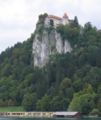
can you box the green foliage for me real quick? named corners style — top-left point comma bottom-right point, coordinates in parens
top-left (22, 93), bottom-right (37, 111)
top-left (38, 13), bottom-right (48, 24)
top-left (0, 106), bottom-right (24, 112)
top-left (56, 18), bottom-right (80, 46)
top-left (73, 16), bottom-right (79, 27)
top-left (68, 84), bottom-right (96, 114)
top-left (50, 96), bottom-right (68, 111)
top-left (36, 13), bottom-right (48, 34)
top-left (0, 16), bottom-right (101, 114)
top-left (90, 108), bottom-right (100, 116)
top-left (59, 77), bottom-right (74, 99)
top-left (36, 95), bottom-right (51, 111)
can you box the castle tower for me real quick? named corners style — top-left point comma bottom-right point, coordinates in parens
top-left (62, 13), bottom-right (69, 25)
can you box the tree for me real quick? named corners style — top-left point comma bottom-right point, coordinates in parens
top-left (22, 93), bottom-right (37, 111)
top-left (59, 77), bottom-right (74, 98)
top-left (84, 22), bottom-right (92, 33)
top-left (73, 16), bottom-right (79, 27)
top-left (83, 67), bottom-right (101, 90)
top-left (90, 108), bottom-right (100, 116)
top-left (36, 95), bottom-right (51, 111)
top-left (57, 23), bottom-right (80, 46)
top-left (68, 84), bottom-right (96, 114)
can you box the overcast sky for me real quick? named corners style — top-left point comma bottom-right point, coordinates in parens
top-left (0, 0), bottom-right (101, 53)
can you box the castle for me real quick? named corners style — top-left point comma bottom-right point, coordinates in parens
top-left (44, 13), bottom-right (69, 27)
top-left (33, 13), bottom-right (72, 67)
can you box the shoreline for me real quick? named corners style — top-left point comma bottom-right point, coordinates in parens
top-left (0, 111), bottom-right (80, 118)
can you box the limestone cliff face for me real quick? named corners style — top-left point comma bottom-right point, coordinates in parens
top-left (32, 14), bottom-right (72, 68)
top-left (32, 29), bottom-right (72, 68)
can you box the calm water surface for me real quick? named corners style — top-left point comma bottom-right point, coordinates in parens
top-left (0, 118), bottom-right (101, 120)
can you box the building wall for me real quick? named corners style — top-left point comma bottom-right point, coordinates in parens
top-left (44, 16), bottom-right (69, 28)
top-left (62, 18), bottom-right (69, 25)
top-left (51, 18), bottom-right (62, 27)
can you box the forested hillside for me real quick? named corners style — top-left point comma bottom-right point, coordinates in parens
top-left (0, 15), bottom-right (101, 115)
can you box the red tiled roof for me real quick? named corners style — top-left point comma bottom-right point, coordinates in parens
top-left (48, 15), bottom-right (62, 20)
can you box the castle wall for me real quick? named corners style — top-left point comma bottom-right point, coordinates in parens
top-left (44, 15), bottom-right (69, 28)
top-left (62, 18), bottom-right (69, 25)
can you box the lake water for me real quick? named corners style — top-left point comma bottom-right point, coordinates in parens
top-left (0, 117), bottom-right (101, 120)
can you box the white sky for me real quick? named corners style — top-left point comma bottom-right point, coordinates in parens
top-left (0, 0), bottom-right (101, 53)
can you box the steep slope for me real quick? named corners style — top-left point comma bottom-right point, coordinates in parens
top-left (0, 36), bottom-right (34, 106)
top-left (33, 30), bottom-right (72, 67)
top-left (32, 14), bottom-right (72, 67)
top-left (0, 14), bottom-right (101, 114)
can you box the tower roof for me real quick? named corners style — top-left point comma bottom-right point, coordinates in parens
top-left (63, 13), bottom-right (68, 19)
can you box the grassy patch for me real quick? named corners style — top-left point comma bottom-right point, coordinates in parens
top-left (0, 106), bottom-right (25, 112)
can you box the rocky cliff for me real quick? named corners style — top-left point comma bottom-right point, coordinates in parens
top-left (32, 14), bottom-right (72, 67)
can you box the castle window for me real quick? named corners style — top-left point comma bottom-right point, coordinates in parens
top-left (50, 19), bottom-right (54, 26)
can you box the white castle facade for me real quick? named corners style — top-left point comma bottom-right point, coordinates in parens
top-left (44, 13), bottom-right (69, 27)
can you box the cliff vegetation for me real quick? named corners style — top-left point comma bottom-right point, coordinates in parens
top-left (0, 15), bottom-right (101, 115)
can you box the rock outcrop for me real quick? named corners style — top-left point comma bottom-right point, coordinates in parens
top-left (32, 14), bottom-right (72, 68)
